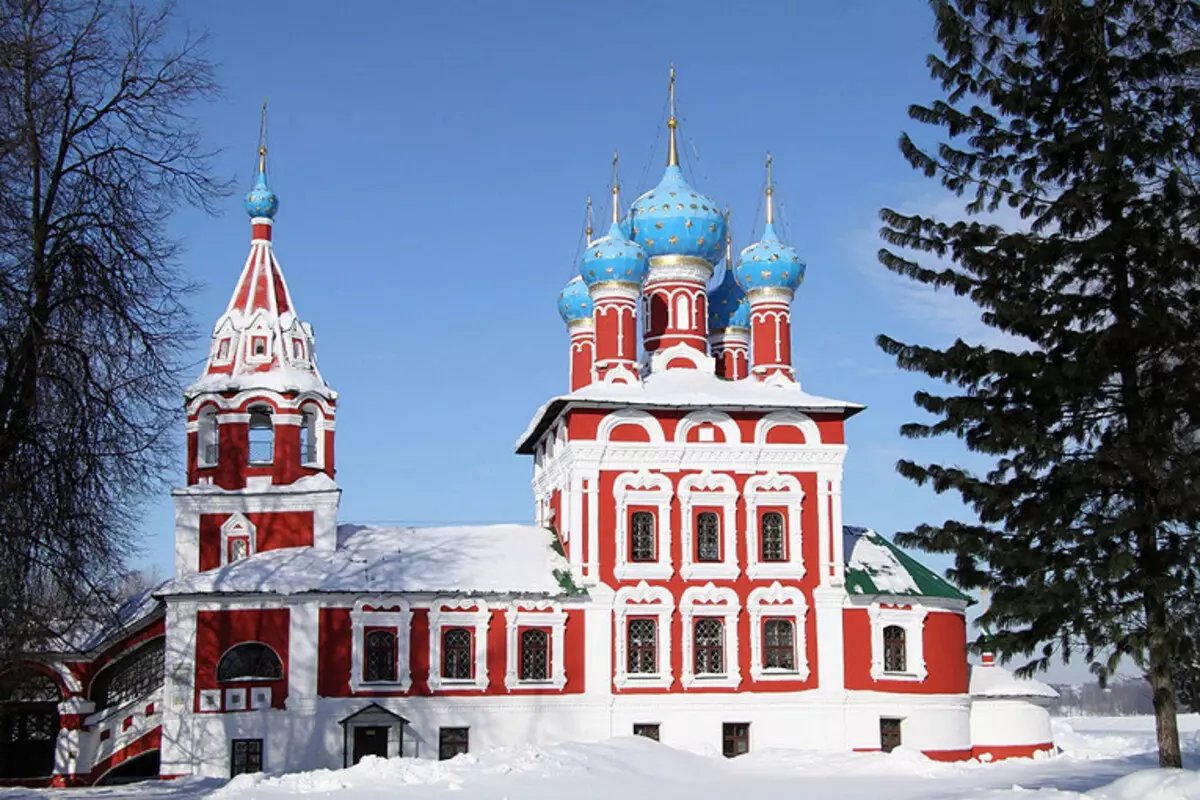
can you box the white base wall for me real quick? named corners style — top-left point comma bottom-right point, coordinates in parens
top-left (969, 698), bottom-right (1054, 748)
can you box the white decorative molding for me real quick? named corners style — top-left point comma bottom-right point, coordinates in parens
top-left (674, 410), bottom-right (741, 445)
top-left (250, 686), bottom-right (271, 710)
top-left (504, 600), bottom-right (567, 691)
top-left (679, 583), bottom-right (741, 689)
top-left (748, 582), bottom-right (810, 682)
top-left (349, 597), bottom-right (413, 693)
top-left (613, 581), bottom-right (674, 690)
top-left (647, 342), bottom-right (716, 375)
top-left (754, 410), bottom-right (822, 446)
top-left (597, 409), bottom-right (666, 444)
top-left (613, 470), bottom-right (674, 580)
top-left (224, 687), bottom-right (246, 711)
top-left (428, 598), bottom-right (490, 692)
top-left (743, 471), bottom-right (805, 580)
top-left (220, 513), bottom-right (256, 566)
top-left (199, 689), bottom-right (221, 712)
top-left (868, 603), bottom-right (929, 682)
top-left (677, 470), bottom-right (739, 580)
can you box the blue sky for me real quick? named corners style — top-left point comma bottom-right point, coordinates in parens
top-left (143, 1), bottom-right (1086, 677)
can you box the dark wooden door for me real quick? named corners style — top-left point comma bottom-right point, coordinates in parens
top-left (352, 726), bottom-right (389, 763)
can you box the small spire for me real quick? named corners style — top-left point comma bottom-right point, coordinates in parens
top-left (667, 64), bottom-right (679, 168)
top-left (257, 99), bottom-right (268, 175)
top-left (585, 196), bottom-right (594, 245)
top-left (725, 205), bottom-right (732, 265)
top-left (765, 152), bottom-right (774, 225)
top-left (611, 150), bottom-right (621, 224)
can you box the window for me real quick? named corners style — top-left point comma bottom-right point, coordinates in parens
top-left (299, 408), bottom-right (319, 466)
top-left (630, 511), bottom-right (656, 562)
top-left (350, 599), bottom-right (413, 693)
top-left (364, 630), bottom-right (397, 683)
top-left (627, 618), bottom-right (657, 675)
top-left (519, 629), bottom-right (549, 681)
top-left (198, 407), bottom-right (219, 467)
top-left (228, 537), bottom-right (250, 562)
top-left (231, 738), bottom-right (263, 776)
top-left (693, 618), bottom-right (724, 676)
top-left (439, 727), bottom-right (469, 761)
top-left (247, 406), bottom-right (273, 465)
top-left (722, 723), bottom-right (749, 758)
top-left (674, 294), bottom-right (690, 327)
top-left (633, 723), bottom-right (660, 741)
top-left (880, 718), bottom-right (902, 753)
top-left (441, 628), bottom-right (473, 681)
top-left (91, 638), bottom-right (165, 710)
top-left (883, 626), bottom-right (906, 673)
top-left (696, 512), bottom-right (720, 562)
top-left (762, 619), bottom-right (795, 671)
top-left (216, 338), bottom-right (231, 361)
top-left (216, 643), bottom-right (282, 683)
top-left (292, 338), bottom-right (305, 360)
top-left (251, 336), bottom-right (267, 357)
top-left (760, 512), bottom-right (785, 562)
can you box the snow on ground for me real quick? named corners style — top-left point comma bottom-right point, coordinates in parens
top-left (8, 715), bottom-right (1200, 799)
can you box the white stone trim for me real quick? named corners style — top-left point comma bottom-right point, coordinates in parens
top-left (868, 603), bottom-right (929, 682)
top-left (220, 513), bottom-right (256, 566)
top-left (597, 409), bottom-right (666, 444)
top-left (613, 470), bottom-right (674, 580)
top-left (677, 470), bottom-right (738, 580)
top-left (743, 472), bottom-right (805, 579)
top-left (298, 400), bottom-right (325, 469)
top-left (198, 689), bottom-right (221, 712)
top-left (349, 597), bottom-right (413, 693)
top-left (505, 600), bottom-right (567, 691)
top-left (250, 686), bottom-right (271, 710)
top-left (428, 598), bottom-right (490, 692)
top-left (613, 581), bottom-right (674, 690)
top-left (754, 410), bottom-right (822, 446)
top-left (748, 582), bottom-right (810, 682)
top-left (674, 409), bottom-right (741, 445)
top-left (680, 583), bottom-right (741, 689)
top-left (224, 687), bottom-right (246, 711)
top-left (647, 342), bottom-right (716, 375)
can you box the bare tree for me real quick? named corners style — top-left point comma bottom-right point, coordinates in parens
top-left (0, 0), bottom-right (224, 666)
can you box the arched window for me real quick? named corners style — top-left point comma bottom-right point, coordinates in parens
top-left (299, 406), bottom-right (319, 466)
top-left (0, 671), bottom-right (59, 703)
top-left (364, 630), bottom-right (397, 683)
top-left (216, 643), bottom-right (282, 683)
top-left (519, 629), bottom-right (549, 681)
top-left (674, 294), bottom-right (690, 328)
top-left (883, 626), bottom-right (906, 673)
top-left (762, 620), bottom-right (795, 671)
top-left (90, 638), bottom-right (165, 710)
top-left (441, 627), bottom-right (473, 680)
top-left (0, 670), bottom-right (61, 779)
top-left (630, 511), bottom-right (656, 562)
top-left (696, 512), bottom-right (720, 562)
top-left (198, 407), bottom-right (219, 468)
top-left (627, 618), bottom-right (657, 674)
top-left (247, 406), bottom-right (273, 465)
top-left (760, 512), bottom-right (785, 562)
top-left (694, 618), bottom-right (724, 675)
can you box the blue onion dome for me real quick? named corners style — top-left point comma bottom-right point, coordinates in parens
top-left (245, 153), bottom-right (279, 220)
top-left (708, 268), bottom-right (750, 331)
top-left (557, 276), bottom-right (593, 323)
top-left (734, 221), bottom-right (805, 294)
top-left (629, 166), bottom-right (726, 265)
top-left (579, 221), bottom-right (649, 287)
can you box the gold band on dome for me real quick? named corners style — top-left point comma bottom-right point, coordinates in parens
top-left (746, 286), bottom-right (795, 302)
top-left (589, 279), bottom-right (642, 291)
top-left (648, 254), bottom-right (713, 270)
top-left (567, 317), bottom-right (596, 331)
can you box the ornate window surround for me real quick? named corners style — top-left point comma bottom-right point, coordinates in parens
top-left (743, 472), bottom-right (805, 580)
top-left (504, 600), bottom-right (567, 691)
top-left (868, 603), bottom-right (928, 682)
top-left (613, 471), bottom-right (673, 580)
top-left (350, 597), bottom-right (413, 693)
top-left (428, 598), bottom-right (490, 692)
top-left (678, 471), bottom-right (738, 580)
top-left (613, 581), bottom-right (674, 690)
top-left (747, 582), bottom-right (810, 682)
top-left (679, 583), bottom-right (741, 689)
top-left (220, 513), bottom-right (256, 566)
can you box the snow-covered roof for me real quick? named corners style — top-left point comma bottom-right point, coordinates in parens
top-left (185, 364), bottom-right (334, 400)
top-left (843, 526), bottom-right (971, 603)
top-left (34, 585), bottom-right (165, 656)
top-left (172, 471), bottom-right (340, 498)
top-left (970, 662), bottom-right (1059, 699)
top-left (159, 524), bottom-right (569, 598)
top-left (516, 370), bottom-right (863, 452)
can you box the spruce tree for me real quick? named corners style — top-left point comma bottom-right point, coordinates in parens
top-left (879, 0), bottom-right (1200, 767)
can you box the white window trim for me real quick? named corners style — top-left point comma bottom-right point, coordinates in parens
top-left (614, 470), bottom-right (673, 580)
top-left (868, 603), bottom-right (928, 682)
top-left (199, 689), bottom-right (221, 712)
top-left (350, 597), bottom-right (413, 693)
top-left (680, 583), bottom-right (741, 689)
top-left (428, 598), bottom-right (490, 692)
top-left (299, 403), bottom-right (324, 469)
top-left (197, 408), bottom-right (219, 468)
top-left (244, 316), bottom-right (273, 365)
top-left (748, 581), bottom-right (810, 682)
top-left (743, 472), bottom-right (805, 580)
top-left (678, 471), bottom-right (738, 580)
top-left (249, 686), bottom-right (271, 710)
top-left (614, 581), bottom-right (674, 690)
top-left (220, 513), bottom-right (256, 566)
top-left (504, 600), bottom-right (567, 691)
top-left (224, 687), bottom-right (246, 711)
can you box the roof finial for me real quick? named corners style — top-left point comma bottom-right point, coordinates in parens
top-left (257, 99), bottom-right (268, 175)
top-left (611, 149), bottom-right (621, 224)
top-left (667, 64), bottom-right (679, 168)
top-left (765, 152), bottom-right (774, 226)
top-left (725, 205), bottom-right (732, 265)
top-left (585, 196), bottom-right (594, 245)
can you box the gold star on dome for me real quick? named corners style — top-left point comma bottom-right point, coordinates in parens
top-left (669, 235), bottom-right (678, 244)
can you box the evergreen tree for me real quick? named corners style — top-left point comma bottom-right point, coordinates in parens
top-left (878, 0), bottom-right (1200, 767)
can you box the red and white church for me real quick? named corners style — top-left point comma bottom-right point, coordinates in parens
top-left (0, 89), bottom-right (1057, 786)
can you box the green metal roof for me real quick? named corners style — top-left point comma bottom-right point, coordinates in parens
top-left (843, 526), bottom-right (973, 603)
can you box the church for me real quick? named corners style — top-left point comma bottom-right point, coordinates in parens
top-left (0, 77), bottom-right (1057, 787)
